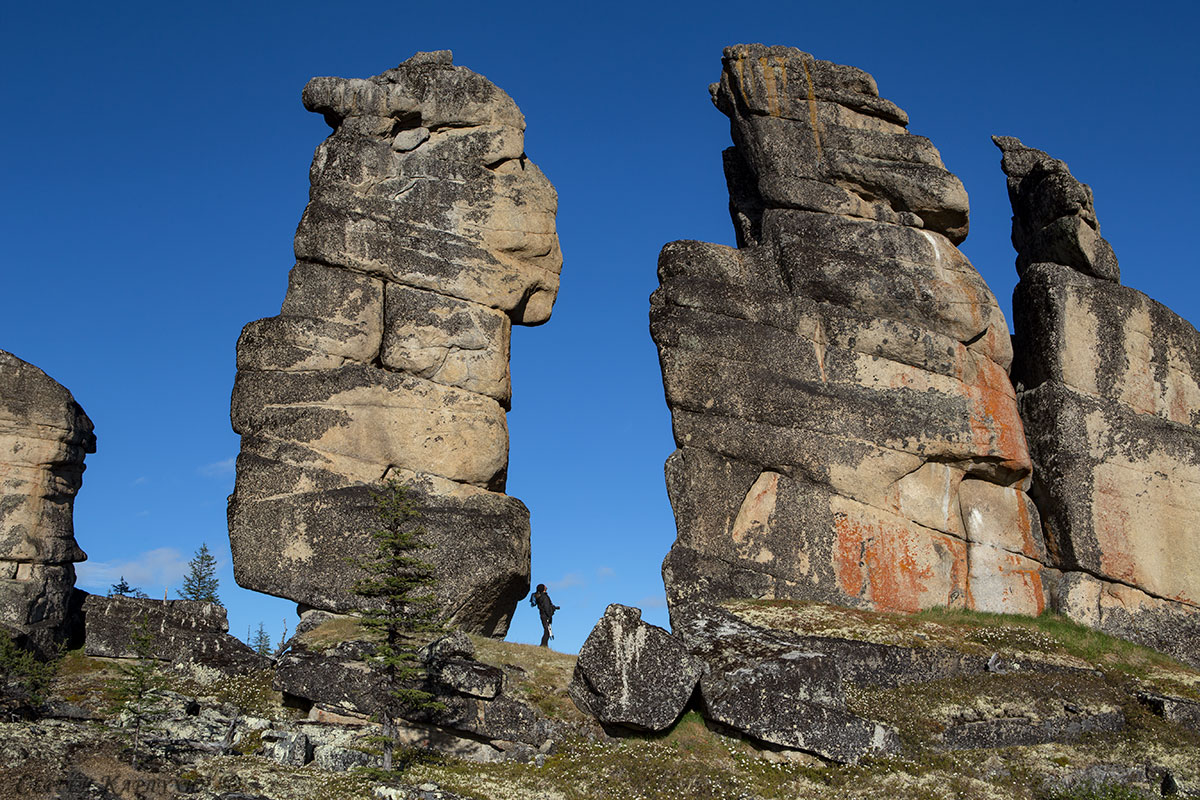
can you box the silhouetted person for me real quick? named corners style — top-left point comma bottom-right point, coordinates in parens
top-left (530, 583), bottom-right (559, 647)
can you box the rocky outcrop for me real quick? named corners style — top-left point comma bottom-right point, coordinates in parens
top-left (568, 604), bottom-right (702, 732)
top-left (0, 351), bottom-right (95, 657)
top-left (997, 136), bottom-right (1200, 666)
top-left (82, 595), bottom-right (267, 672)
top-left (228, 51), bottom-right (562, 636)
top-left (274, 612), bottom-right (571, 763)
top-left (652, 45), bottom-right (1042, 622)
top-left (672, 604), bottom-right (898, 763)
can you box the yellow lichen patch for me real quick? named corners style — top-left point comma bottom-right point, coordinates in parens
top-left (800, 56), bottom-right (824, 163)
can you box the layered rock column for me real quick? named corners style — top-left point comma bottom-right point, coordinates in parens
top-left (228, 52), bottom-right (561, 637)
top-left (998, 137), bottom-right (1200, 665)
top-left (0, 350), bottom-right (95, 655)
top-left (653, 45), bottom-right (1045, 621)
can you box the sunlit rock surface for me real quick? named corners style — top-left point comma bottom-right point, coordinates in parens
top-left (228, 51), bottom-right (562, 636)
top-left (998, 136), bottom-right (1200, 666)
top-left (652, 45), bottom-right (1042, 622)
top-left (0, 350), bottom-right (94, 656)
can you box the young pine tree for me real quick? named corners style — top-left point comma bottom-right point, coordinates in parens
top-left (352, 479), bottom-right (444, 775)
top-left (250, 622), bottom-right (273, 657)
top-left (0, 630), bottom-right (57, 718)
top-left (108, 616), bottom-right (169, 769)
top-left (179, 543), bottom-right (220, 604)
top-left (108, 576), bottom-right (134, 597)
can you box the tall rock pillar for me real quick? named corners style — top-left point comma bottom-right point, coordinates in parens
top-left (653, 46), bottom-right (1045, 622)
top-left (0, 351), bottom-right (95, 656)
top-left (228, 52), bottom-right (561, 637)
top-left (998, 136), bottom-right (1200, 666)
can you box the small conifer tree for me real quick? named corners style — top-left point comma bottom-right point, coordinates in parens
top-left (108, 576), bottom-right (134, 597)
top-left (108, 616), bottom-right (169, 768)
top-left (0, 631), bottom-right (57, 717)
top-left (352, 479), bottom-right (444, 775)
top-left (250, 622), bottom-right (273, 657)
top-left (179, 543), bottom-right (220, 604)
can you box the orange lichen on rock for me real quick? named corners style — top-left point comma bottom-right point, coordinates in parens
top-left (965, 357), bottom-right (1031, 475)
top-left (832, 503), bottom-right (966, 614)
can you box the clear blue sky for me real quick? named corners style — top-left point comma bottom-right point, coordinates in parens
top-left (3, 1), bottom-right (1196, 654)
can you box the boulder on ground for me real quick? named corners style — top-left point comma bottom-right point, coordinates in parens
top-left (674, 603), bottom-right (898, 764)
top-left (568, 604), bottom-right (702, 732)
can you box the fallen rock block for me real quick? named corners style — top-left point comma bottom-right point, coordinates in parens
top-left (568, 604), bottom-right (702, 732)
top-left (674, 603), bottom-right (898, 763)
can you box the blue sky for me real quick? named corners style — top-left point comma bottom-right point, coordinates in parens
top-left (3, 1), bottom-right (1196, 654)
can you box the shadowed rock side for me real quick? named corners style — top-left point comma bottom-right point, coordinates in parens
top-left (997, 136), bottom-right (1200, 666)
top-left (652, 45), bottom-right (1046, 624)
top-left (83, 596), bottom-right (267, 673)
top-left (0, 350), bottom-right (94, 657)
top-left (228, 51), bottom-right (562, 637)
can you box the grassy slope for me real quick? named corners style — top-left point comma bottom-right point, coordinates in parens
top-left (8, 603), bottom-right (1199, 800)
top-left (407, 602), bottom-right (1200, 800)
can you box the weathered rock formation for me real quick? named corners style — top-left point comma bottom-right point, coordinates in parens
top-left (228, 51), bottom-right (561, 636)
top-left (275, 612), bottom-right (579, 764)
top-left (570, 599), bottom-right (1177, 764)
top-left (652, 45), bottom-right (1043, 622)
top-left (82, 595), bottom-right (266, 672)
top-left (0, 350), bottom-right (94, 656)
top-left (568, 604), bottom-right (702, 732)
top-left (998, 136), bottom-right (1200, 666)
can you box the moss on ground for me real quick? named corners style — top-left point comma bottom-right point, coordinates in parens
top-left (729, 599), bottom-right (1199, 698)
top-left (293, 615), bottom-right (377, 652)
top-left (469, 635), bottom-right (589, 724)
top-left (11, 601), bottom-right (1198, 800)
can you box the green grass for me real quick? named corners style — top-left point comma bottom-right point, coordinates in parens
top-left (294, 615), bottom-right (378, 652)
top-left (1041, 783), bottom-right (1152, 800)
top-left (469, 635), bottom-right (587, 723)
top-left (909, 607), bottom-right (1188, 678)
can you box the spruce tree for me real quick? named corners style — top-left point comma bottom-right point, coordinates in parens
top-left (109, 576), bottom-right (134, 597)
top-left (178, 543), bottom-right (220, 604)
top-left (351, 479), bottom-right (443, 775)
top-left (107, 616), bottom-right (169, 768)
top-left (250, 622), bottom-right (273, 657)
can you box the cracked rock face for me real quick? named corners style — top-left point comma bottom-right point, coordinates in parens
top-left (228, 51), bottom-right (561, 636)
top-left (0, 350), bottom-right (94, 656)
top-left (568, 604), bottom-right (702, 732)
top-left (653, 45), bottom-right (1043, 622)
top-left (998, 136), bottom-right (1200, 666)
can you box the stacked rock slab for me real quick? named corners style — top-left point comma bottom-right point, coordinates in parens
top-left (0, 350), bottom-right (94, 656)
top-left (997, 136), bottom-right (1200, 666)
top-left (652, 45), bottom-right (1044, 621)
top-left (83, 595), bottom-right (266, 673)
top-left (228, 51), bottom-right (561, 637)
